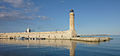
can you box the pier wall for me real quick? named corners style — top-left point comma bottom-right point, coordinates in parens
top-left (0, 30), bottom-right (72, 39)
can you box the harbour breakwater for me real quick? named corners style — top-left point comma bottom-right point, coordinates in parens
top-left (0, 32), bottom-right (111, 42)
top-left (0, 10), bottom-right (111, 42)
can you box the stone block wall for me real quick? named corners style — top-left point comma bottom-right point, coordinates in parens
top-left (0, 30), bottom-right (72, 39)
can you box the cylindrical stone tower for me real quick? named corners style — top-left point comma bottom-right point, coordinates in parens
top-left (69, 9), bottom-right (77, 37)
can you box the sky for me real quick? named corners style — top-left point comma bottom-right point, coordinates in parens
top-left (0, 0), bottom-right (120, 35)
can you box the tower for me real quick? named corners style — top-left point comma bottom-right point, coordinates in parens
top-left (69, 9), bottom-right (77, 37)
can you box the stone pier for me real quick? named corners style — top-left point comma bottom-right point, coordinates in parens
top-left (0, 9), bottom-right (111, 42)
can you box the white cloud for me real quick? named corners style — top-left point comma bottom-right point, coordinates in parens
top-left (0, 6), bottom-right (6, 9)
top-left (0, 13), bottom-right (5, 17)
top-left (37, 16), bottom-right (53, 20)
top-left (60, 0), bottom-right (65, 3)
top-left (0, 0), bottom-right (52, 21)
top-left (0, 0), bottom-right (35, 20)
top-left (2, 0), bottom-right (34, 8)
top-left (3, 0), bottom-right (24, 7)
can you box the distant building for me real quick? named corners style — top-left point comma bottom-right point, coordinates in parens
top-left (26, 28), bottom-right (31, 33)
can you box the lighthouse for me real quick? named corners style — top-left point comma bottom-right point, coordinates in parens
top-left (69, 9), bottom-right (77, 37)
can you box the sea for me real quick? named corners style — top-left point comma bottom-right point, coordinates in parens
top-left (0, 35), bottom-right (120, 56)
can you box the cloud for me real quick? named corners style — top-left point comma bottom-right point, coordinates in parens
top-left (60, 0), bottom-right (65, 4)
top-left (0, 11), bottom-right (35, 20)
top-left (38, 16), bottom-right (53, 20)
top-left (0, 0), bottom-right (52, 22)
top-left (0, 6), bottom-right (7, 9)
top-left (0, 11), bottom-right (52, 21)
top-left (2, 0), bottom-right (32, 8)
top-left (0, 0), bottom-right (37, 20)
top-left (3, 0), bottom-right (23, 7)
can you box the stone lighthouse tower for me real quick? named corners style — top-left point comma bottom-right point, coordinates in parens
top-left (69, 9), bottom-right (77, 37)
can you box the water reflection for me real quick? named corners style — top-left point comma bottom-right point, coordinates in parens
top-left (0, 39), bottom-right (100, 56)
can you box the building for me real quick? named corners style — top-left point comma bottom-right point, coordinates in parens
top-left (26, 28), bottom-right (31, 33)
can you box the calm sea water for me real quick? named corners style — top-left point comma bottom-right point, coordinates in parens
top-left (0, 35), bottom-right (120, 56)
